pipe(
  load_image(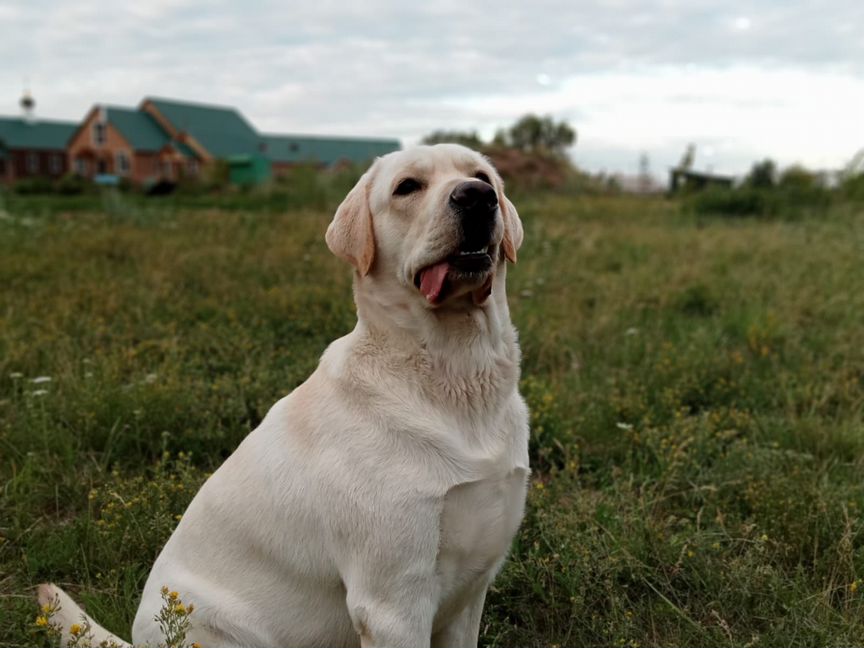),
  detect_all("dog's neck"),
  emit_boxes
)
[348,266,520,409]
